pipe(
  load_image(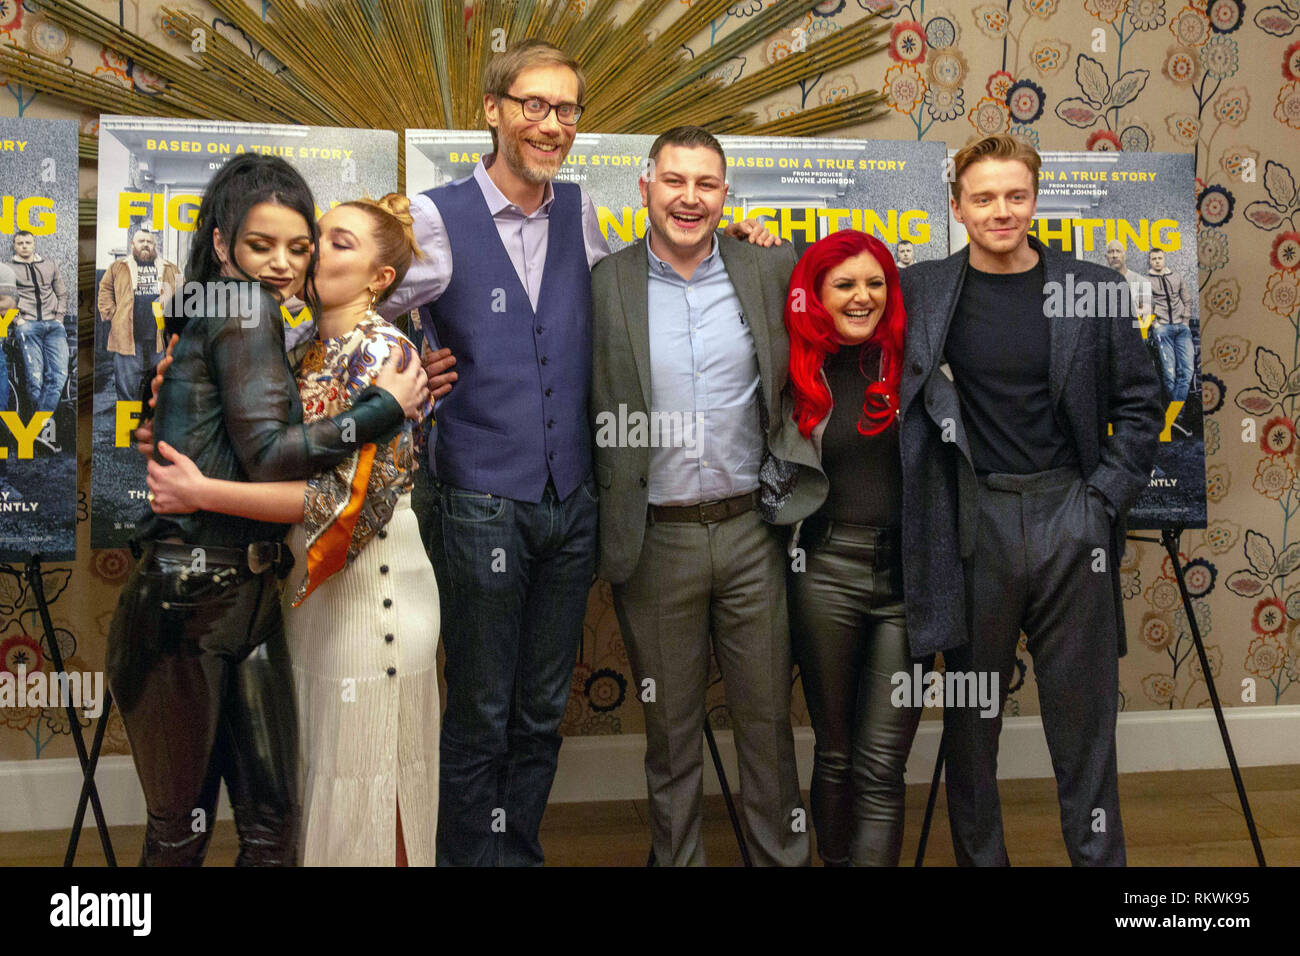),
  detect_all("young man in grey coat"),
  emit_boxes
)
[897,134,1162,866]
